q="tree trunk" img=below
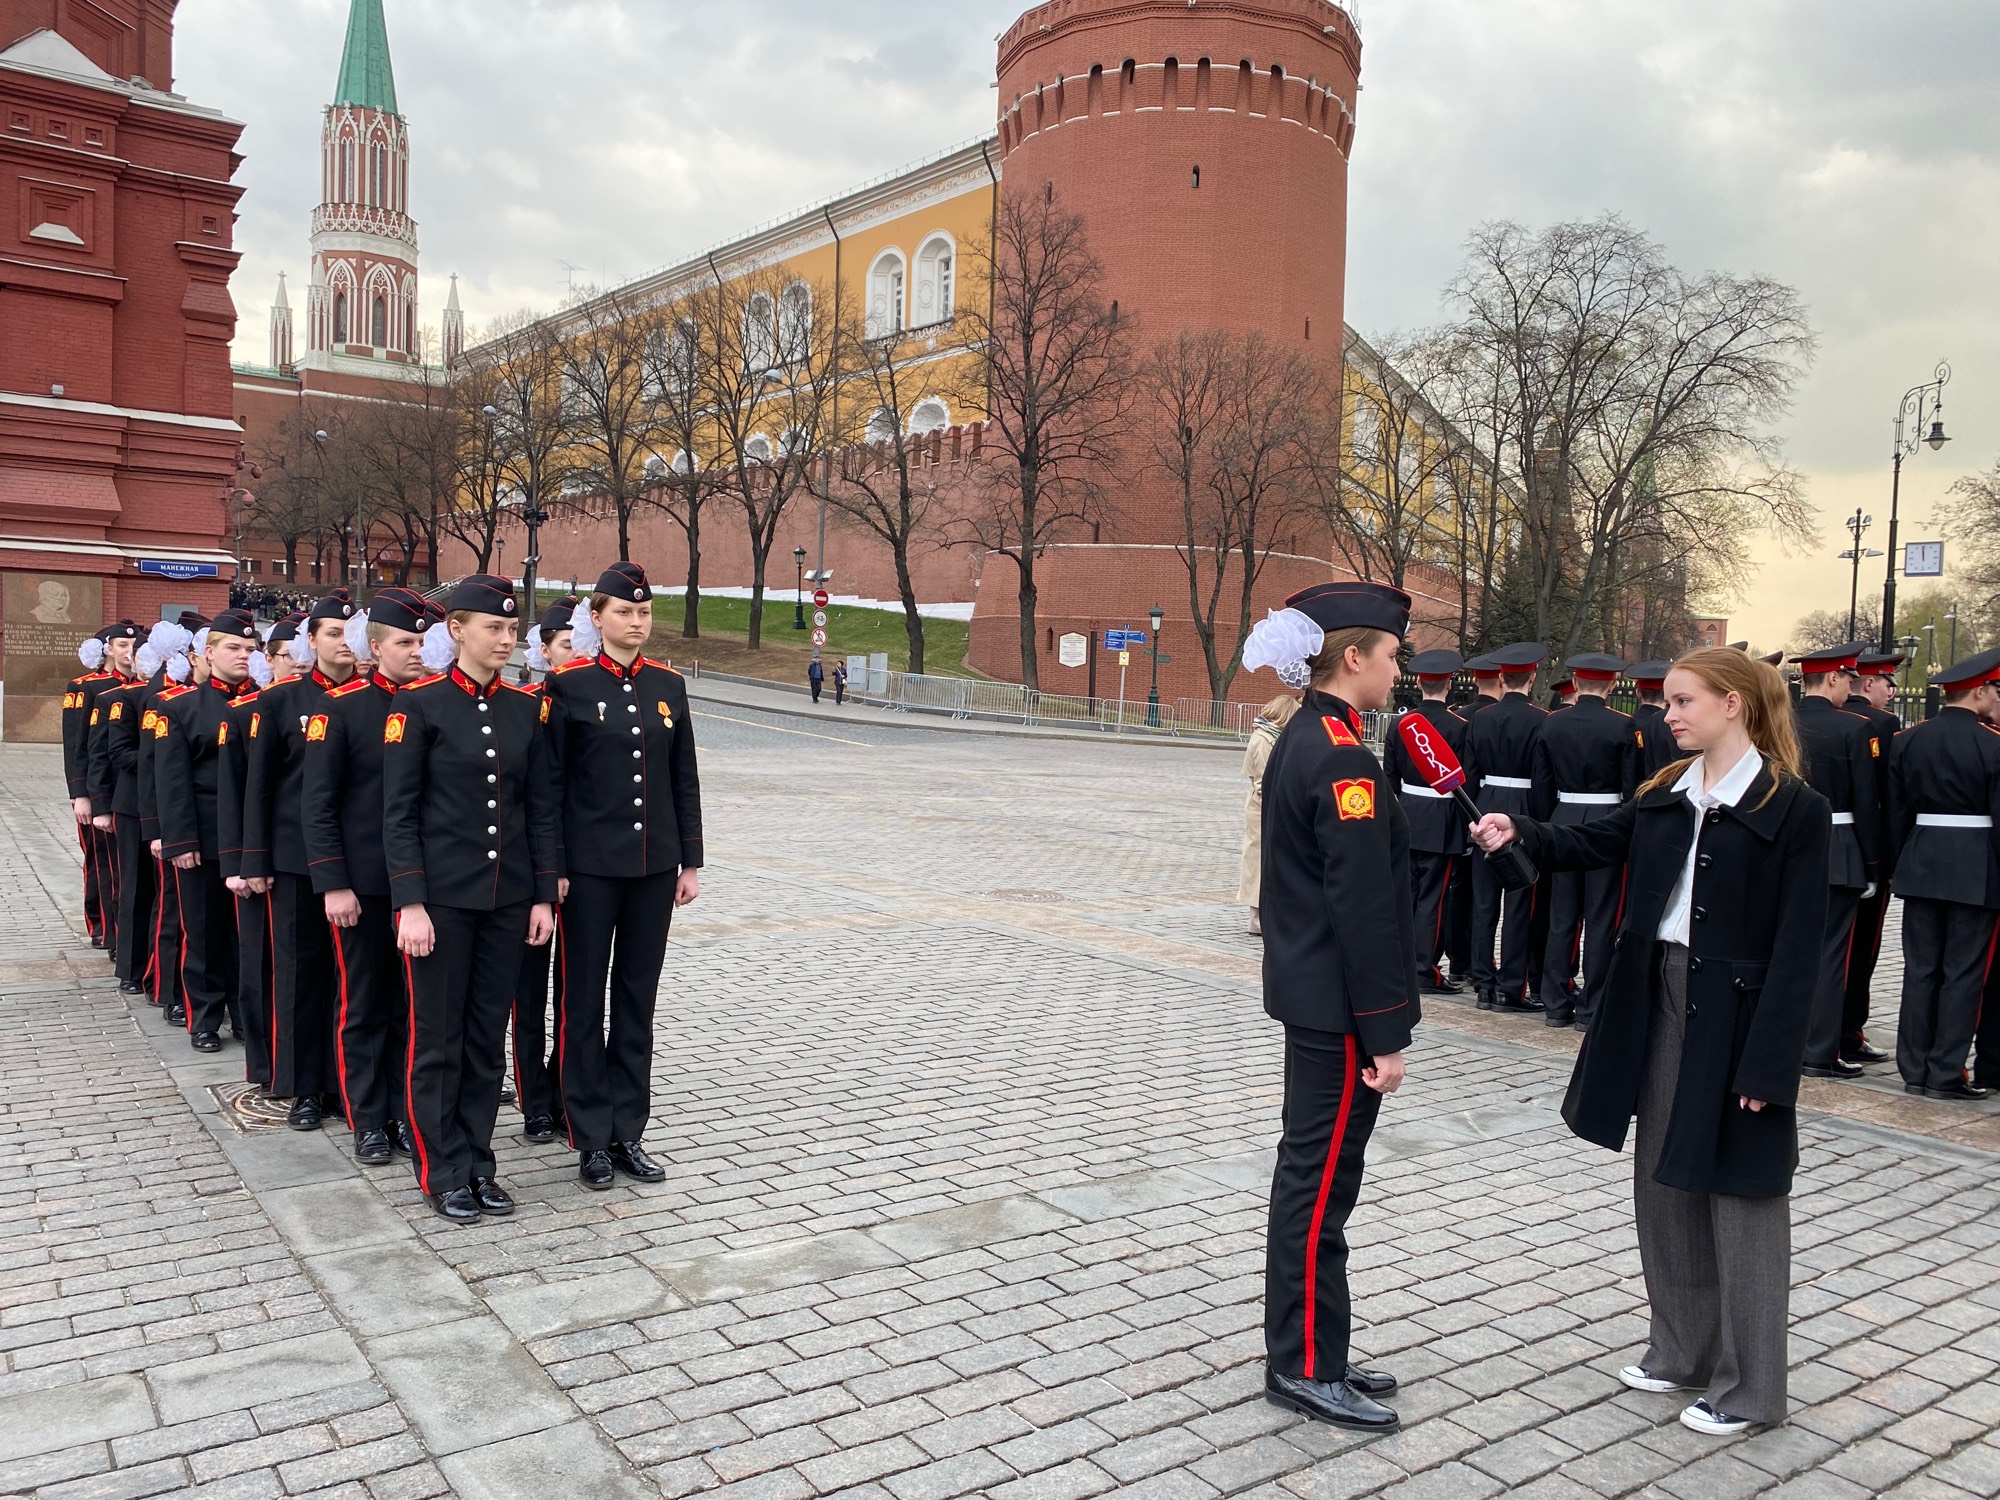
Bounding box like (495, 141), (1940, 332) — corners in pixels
(1016, 549), (1039, 692)
(747, 542), (767, 650)
(617, 498), (632, 563)
(893, 542), (925, 675)
(682, 502), (701, 639)
(283, 540), (299, 585)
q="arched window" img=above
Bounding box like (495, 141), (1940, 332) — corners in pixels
(743, 292), (776, 373)
(339, 138), (354, 201)
(371, 296), (387, 348)
(866, 251), (906, 338)
(669, 449), (697, 475)
(913, 236), (955, 327)
(866, 407), (897, 444)
(778, 426), (807, 457)
(909, 397), (950, 435)
(744, 434), (773, 463)
(778, 282), (812, 363)
(332, 291), (348, 344)
(370, 142), (386, 207)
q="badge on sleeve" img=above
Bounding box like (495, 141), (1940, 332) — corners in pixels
(142, 710), (158, 732)
(217, 721), (229, 746)
(89, 708), (99, 726)
(1869, 737), (1880, 758)
(249, 712), (261, 739)
(153, 715), (169, 740)
(384, 713), (406, 745)
(109, 702), (123, 721)
(1333, 778), (1376, 821)
(306, 714), (328, 742)
(539, 697), (550, 725)
(1320, 716), (1359, 749)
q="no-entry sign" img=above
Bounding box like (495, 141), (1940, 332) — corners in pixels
(812, 589), (829, 608)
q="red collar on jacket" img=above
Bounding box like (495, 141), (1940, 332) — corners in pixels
(448, 664), (501, 699)
(594, 651), (643, 680)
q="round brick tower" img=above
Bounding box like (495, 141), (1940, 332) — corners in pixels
(970, 0), (1370, 703)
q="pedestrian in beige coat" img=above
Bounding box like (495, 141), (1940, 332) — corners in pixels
(1240, 695), (1301, 935)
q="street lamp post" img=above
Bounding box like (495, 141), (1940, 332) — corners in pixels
(1146, 604), (1164, 729)
(1838, 507), (1879, 640)
(1946, 602), (1958, 664)
(793, 546), (808, 630)
(482, 404), (549, 613)
(1881, 361), (1951, 653)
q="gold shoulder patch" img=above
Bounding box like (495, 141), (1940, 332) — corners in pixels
(306, 714), (328, 742)
(1869, 737), (1880, 758)
(89, 708), (99, 725)
(217, 720), (229, 746)
(142, 709), (158, 732)
(539, 697), (550, 724)
(1320, 716), (1359, 749)
(384, 713), (406, 745)
(1333, 778), (1376, 821)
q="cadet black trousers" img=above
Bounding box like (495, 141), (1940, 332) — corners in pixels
(236, 888), (274, 1089)
(1843, 885), (1892, 1049)
(404, 901), (528, 1195)
(1265, 1024), (1383, 1381)
(271, 872), (339, 1100)
(174, 861), (238, 1038)
(114, 813), (154, 985)
(1469, 856), (1536, 1002)
(79, 820), (105, 944)
(1802, 885), (1863, 1069)
(1444, 859), (1472, 977)
(333, 896), (405, 1134)
(149, 851), (182, 1010)
(1897, 898), (2000, 1092)
(513, 927), (564, 1123)
(560, 871), (676, 1152)
(90, 826), (119, 954)
(1409, 852), (1454, 988)
(1543, 866), (1625, 1023)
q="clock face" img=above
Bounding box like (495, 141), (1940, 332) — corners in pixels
(1906, 541), (1944, 578)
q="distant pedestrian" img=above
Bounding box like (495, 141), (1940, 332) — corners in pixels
(1237, 694), (1299, 937)
(808, 657), (824, 704)
(833, 661), (848, 706)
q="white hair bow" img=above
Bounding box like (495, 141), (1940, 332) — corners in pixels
(420, 620), (456, 672)
(77, 637), (106, 669)
(1242, 608), (1325, 691)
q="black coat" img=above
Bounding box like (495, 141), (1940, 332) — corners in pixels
(1885, 706), (2000, 909)
(1514, 760), (1830, 1198)
(1384, 702), (1473, 854)
(155, 678), (254, 862)
(62, 670), (116, 800)
(1631, 703), (1682, 781)
(89, 675), (148, 817)
(1532, 696), (1638, 830)
(134, 674), (180, 843)
(1843, 694), (1903, 880)
(543, 653), (704, 877)
(240, 668), (347, 879)
(1794, 696), (1883, 890)
(1259, 689), (1420, 1058)
(302, 674), (400, 898)
(217, 690), (260, 882)
(1466, 691), (1548, 818)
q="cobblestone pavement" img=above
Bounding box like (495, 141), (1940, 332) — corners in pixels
(2, 703), (1997, 1500)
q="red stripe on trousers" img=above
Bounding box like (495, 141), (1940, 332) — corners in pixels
(265, 892), (277, 1083)
(173, 865), (193, 1033)
(332, 921), (355, 1131)
(555, 906), (574, 1148)
(398, 921), (434, 1194)
(149, 858), (167, 1003)
(1300, 1033), (1358, 1380)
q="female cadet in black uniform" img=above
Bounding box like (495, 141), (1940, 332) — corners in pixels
(383, 576), (558, 1223)
(545, 562), (703, 1191)
(514, 595), (581, 1145)
(1472, 647), (1829, 1435)
(1243, 581), (1416, 1434)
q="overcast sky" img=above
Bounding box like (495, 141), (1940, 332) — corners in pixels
(173, 0), (1998, 650)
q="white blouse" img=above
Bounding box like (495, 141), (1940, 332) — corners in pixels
(1657, 744), (1765, 946)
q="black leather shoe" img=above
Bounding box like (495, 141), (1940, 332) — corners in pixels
(1923, 1080), (1990, 1102)
(522, 1113), (558, 1144)
(1494, 995), (1538, 1014)
(354, 1129), (392, 1165)
(90, 935), (105, 949)
(166, 1004), (186, 1026)
(1475, 991), (1496, 1012)
(190, 1029), (221, 1053)
(1422, 976), (1463, 996)
(1803, 1059), (1864, 1079)
(471, 1177), (514, 1216)
(579, 1150), (614, 1190)
(118, 979), (142, 994)
(1903, 1081), (1924, 1094)
(1844, 1041), (1890, 1064)
(1544, 1011), (1575, 1028)
(1265, 1370), (1400, 1431)
(1344, 1364), (1398, 1397)
(609, 1140), (665, 1182)
(427, 1187), (481, 1223)
(499, 1082), (517, 1107)
(287, 1097), (322, 1131)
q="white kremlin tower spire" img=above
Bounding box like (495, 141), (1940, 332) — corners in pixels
(269, 272), (293, 369)
(443, 273), (464, 365)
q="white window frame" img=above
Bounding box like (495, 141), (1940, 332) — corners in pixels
(912, 235), (956, 329)
(743, 292), (777, 374)
(778, 282), (812, 363)
(866, 251), (907, 339)
(909, 397), (950, 436)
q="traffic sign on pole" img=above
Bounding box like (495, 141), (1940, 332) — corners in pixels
(813, 610), (827, 629)
(812, 589), (830, 608)
(812, 628), (827, 646)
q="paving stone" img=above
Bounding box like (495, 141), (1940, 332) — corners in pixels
(366, 1317), (571, 1456)
(0, 1374), (153, 1463)
(486, 1268), (685, 1344)
(304, 1243), (484, 1339)
(437, 1419), (655, 1500)
(148, 1330), (370, 1426)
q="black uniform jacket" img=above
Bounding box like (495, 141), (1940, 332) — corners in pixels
(1467, 692), (1549, 819)
(217, 690), (261, 883)
(1513, 763), (1830, 1197)
(156, 678), (253, 862)
(87, 674), (146, 817)
(381, 665), (559, 912)
(544, 653), (704, 877)
(1845, 695), (1903, 881)
(1885, 707), (2000, 909)
(62, 670), (116, 800)
(1259, 690), (1421, 1058)
(1384, 703), (1473, 855)
(302, 673), (400, 898)
(1630, 704), (1682, 782)
(1532, 697), (1638, 828)
(241, 668), (348, 879)
(1794, 697), (1883, 891)
(135, 674), (181, 844)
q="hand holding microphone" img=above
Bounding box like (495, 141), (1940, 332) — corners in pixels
(1396, 713), (1540, 891)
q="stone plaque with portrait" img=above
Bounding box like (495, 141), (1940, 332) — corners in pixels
(4, 572), (104, 742)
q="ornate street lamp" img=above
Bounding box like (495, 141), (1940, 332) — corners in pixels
(1881, 362), (1950, 652)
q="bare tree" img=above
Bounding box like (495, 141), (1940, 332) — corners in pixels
(1452, 216), (1815, 660)
(1940, 459), (2000, 645)
(465, 312), (577, 584)
(705, 270), (842, 649)
(247, 398), (345, 585)
(957, 186), (1133, 690)
(558, 285), (666, 564)
(1142, 329), (1320, 702)
(822, 327), (955, 673)
(641, 291), (719, 639)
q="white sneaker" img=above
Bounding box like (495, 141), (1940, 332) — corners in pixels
(1680, 1399), (1753, 1435)
(1618, 1365), (1688, 1393)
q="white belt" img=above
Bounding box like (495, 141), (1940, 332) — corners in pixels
(1915, 814), (1994, 829)
(1401, 783), (1447, 799)
(1484, 775), (1532, 790)
(1830, 812), (1855, 826)
(1557, 792), (1620, 805)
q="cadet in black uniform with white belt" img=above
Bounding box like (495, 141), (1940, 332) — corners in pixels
(1792, 646), (1883, 1080)
(1245, 581), (1416, 1434)
(1533, 654), (1638, 1028)
(1384, 649), (1470, 995)
(545, 563), (704, 1191)
(1630, 662), (1681, 780)
(1885, 648), (2000, 1101)
(1840, 650), (1905, 1064)
(384, 576), (559, 1222)
(1465, 643), (1549, 1013)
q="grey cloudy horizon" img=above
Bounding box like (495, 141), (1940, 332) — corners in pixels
(172, 0), (1998, 646)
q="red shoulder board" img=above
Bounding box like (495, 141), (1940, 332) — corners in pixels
(500, 679), (539, 695)
(235, 690), (261, 706)
(406, 673), (447, 690)
(642, 657), (681, 675)
(1320, 715), (1360, 749)
(160, 685), (194, 701)
(552, 658), (593, 674)
(328, 679), (369, 698)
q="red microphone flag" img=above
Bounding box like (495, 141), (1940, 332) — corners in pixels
(1397, 713), (1466, 795)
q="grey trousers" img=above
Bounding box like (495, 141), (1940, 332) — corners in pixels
(1634, 944), (1790, 1424)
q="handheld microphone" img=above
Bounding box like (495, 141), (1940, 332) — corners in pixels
(1397, 712), (1540, 891)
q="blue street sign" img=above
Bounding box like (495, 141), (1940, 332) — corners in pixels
(138, 558), (220, 581)
(1104, 630), (1148, 651)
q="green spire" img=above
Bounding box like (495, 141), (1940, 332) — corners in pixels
(332, 0), (399, 115)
